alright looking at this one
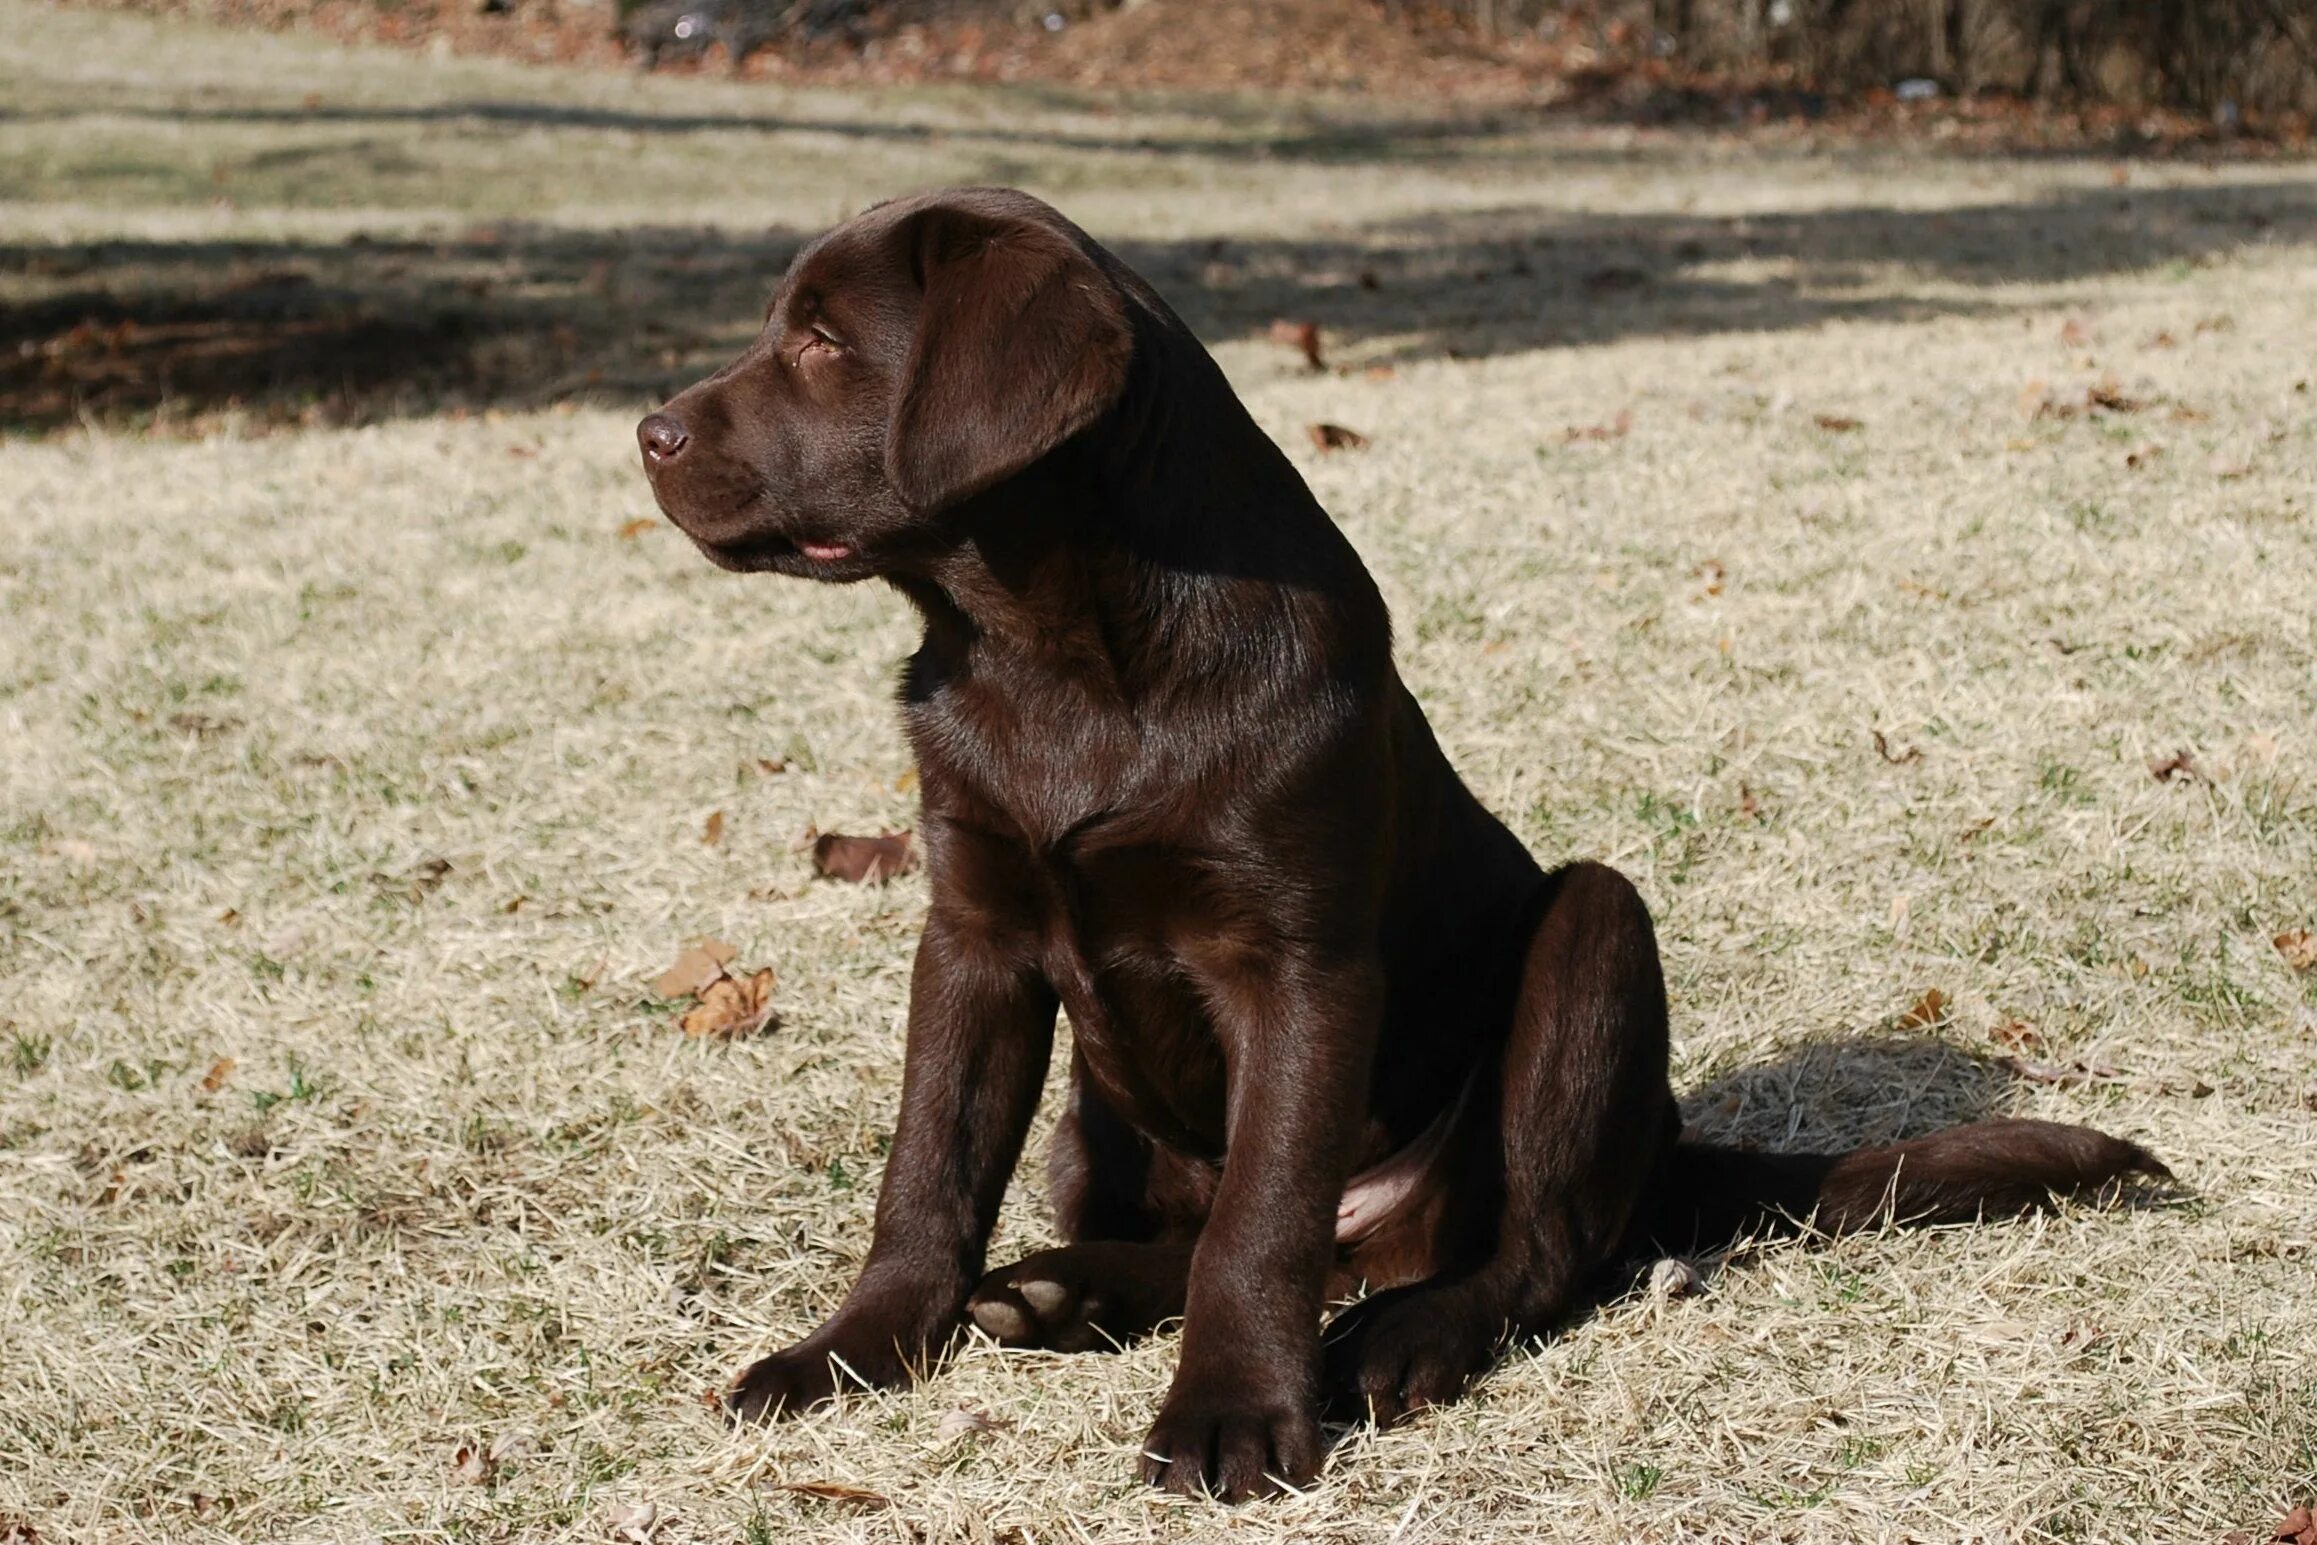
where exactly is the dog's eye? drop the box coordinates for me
[799,326,842,360]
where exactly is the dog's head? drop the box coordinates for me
[636,187,1134,581]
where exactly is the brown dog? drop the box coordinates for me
[635,187,2166,1500]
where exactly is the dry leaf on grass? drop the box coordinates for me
[2020,375,2159,421]
[0,1516,41,1545]
[810,830,919,884]
[1647,1257,1704,1299]
[1565,409,1633,443]
[488,1430,541,1462]
[2148,749,2200,782]
[781,1481,889,1507]
[451,1444,493,1486]
[2276,930,2317,972]
[2000,1055,2210,1098]
[1990,1018,2047,1055]
[701,809,725,845]
[2003,1055,2127,1087]
[937,1407,1005,1443]
[651,939,734,999]
[607,1500,659,1541]
[1897,988,1949,1031]
[1308,422,1369,451]
[376,856,452,903]
[1813,413,1863,432]
[1871,729,1923,765]
[198,1057,236,1092]
[1266,319,1325,371]
[2273,1505,2317,1545]
[650,939,776,1039]
[677,969,776,1039]
[616,517,654,540]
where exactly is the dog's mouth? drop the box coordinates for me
[675,518,866,579]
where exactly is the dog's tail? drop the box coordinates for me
[1645,1118,2171,1252]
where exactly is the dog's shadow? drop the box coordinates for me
[1675,1032,2012,1157]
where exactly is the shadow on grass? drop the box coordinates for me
[5,175,2311,432]
[1679,1033,2015,1150]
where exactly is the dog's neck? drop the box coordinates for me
[889,334,1393,705]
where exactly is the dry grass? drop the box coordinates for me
[4,4,2316,1541]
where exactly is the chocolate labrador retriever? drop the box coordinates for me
[635,187,2166,1500]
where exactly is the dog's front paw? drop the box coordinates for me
[724,1311,932,1426]
[1138,1374,1322,1501]
[723,1344,850,1425]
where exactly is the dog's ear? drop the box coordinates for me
[884,202,1133,514]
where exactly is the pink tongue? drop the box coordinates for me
[799,541,853,563]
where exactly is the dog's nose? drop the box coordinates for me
[638,412,689,463]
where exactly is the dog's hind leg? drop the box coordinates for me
[968,1052,1206,1352]
[1323,861,1677,1423]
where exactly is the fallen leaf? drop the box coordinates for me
[753,757,787,776]
[1989,1019,2047,1055]
[617,518,655,540]
[1812,413,1863,432]
[2086,376,2144,413]
[894,766,919,795]
[607,1500,659,1541]
[451,1444,494,1486]
[2275,931,2317,972]
[1737,784,1763,822]
[812,830,919,885]
[1872,729,1923,765]
[702,809,725,846]
[2148,329,2178,348]
[937,1408,1005,1443]
[169,711,241,738]
[1307,422,1369,451]
[2147,749,2199,782]
[2002,1055,2128,1089]
[1647,1257,1704,1299]
[2273,1504,2316,1545]
[488,1429,542,1463]
[781,1482,889,1507]
[652,939,736,999]
[0,1518,40,1545]
[376,856,453,903]
[1565,409,1633,443]
[678,967,776,1039]
[199,1057,236,1093]
[1266,319,1325,371]
[1897,988,1949,1031]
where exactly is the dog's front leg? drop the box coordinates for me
[1139,952,1381,1500]
[726,909,1057,1422]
